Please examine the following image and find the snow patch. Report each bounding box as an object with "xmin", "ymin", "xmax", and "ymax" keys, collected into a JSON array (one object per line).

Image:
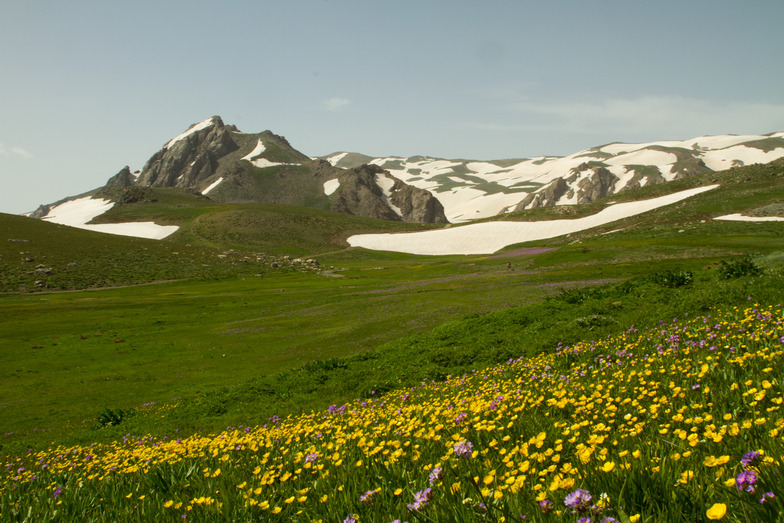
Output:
[
  {"xmin": 605, "ymin": 149, "xmax": 678, "ymax": 167},
  {"xmin": 323, "ymin": 179, "xmax": 340, "ymax": 196},
  {"xmin": 41, "ymin": 196, "xmax": 179, "ymax": 240},
  {"xmin": 202, "ymin": 177, "xmax": 224, "ymax": 195},
  {"xmin": 347, "ymin": 185, "xmax": 718, "ymax": 255},
  {"xmin": 241, "ymin": 139, "xmax": 300, "ymax": 168},
  {"xmin": 164, "ymin": 117, "xmax": 215, "ymax": 149},
  {"xmin": 375, "ymin": 172, "xmax": 403, "ymax": 217},
  {"xmin": 41, "ymin": 197, "xmax": 114, "ymax": 226},
  {"xmin": 250, "ymin": 158, "xmax": 298, "ymax": 168},
  {"xmin": 327, "ymin": 152, "xmax": 349, "ymax": 166},
  {"xmin": 241, "ymin": 139, "xmax": 266, "ymax": 161},
  {"xmin": 714, "ymin": 213, "xmax": 784, "ymax": 222},
  {"xmin": 700, "ymin": 145, "xmax": 784, "ymax": 171}
]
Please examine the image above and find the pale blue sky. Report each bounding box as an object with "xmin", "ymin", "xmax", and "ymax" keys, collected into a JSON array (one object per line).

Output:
[{"xmin": 2, "ymin": 0, "xmax": 783, "ymax": 214}]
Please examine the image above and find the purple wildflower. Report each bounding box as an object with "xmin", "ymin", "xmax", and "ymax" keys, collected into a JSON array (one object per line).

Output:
[
  {"xmin": 344, "ymin": 514, "xmax": 358, "ymax": 523},
  {"xmin": 406, "ymin": 488, "xmax": 432, "ymax": 511},
  {"xmin": 428, "ymin": 466, "xmax": 444, "ymax": 485},
  {"xmin": 760, "ymin": 491, "xmax": 776, "ymax": 504},
  {"xmin": 742, "ymin": 450, "xmax": 763, "ymax": 468},
  {"xmin": 564, "ymin": 488, "xmax": 593, "ymax": 513},
  {"xmin": 539, "ymin": 499, "xmax": 554, "ymax": 513},
  {"xmin": 305, "ymin": 452, "xmax": 319, "ymax": 464},
  {"xmin": 360, "ymin": 489, "xmax": 376, "ymax": 504},
  {"xmin": 53, "ymin": 486, "xmax": 62, "ymax": 500},
  {"xmin": 736, "ymin": 469, "xmax": 758, "ymax": 493},
  {"xmin": 453, "ymin": 440, "xmax": 474, "ymax": 458},
  {"xmin": 455, "ymin": 412, "xmax": 468, "ymax": 424}
]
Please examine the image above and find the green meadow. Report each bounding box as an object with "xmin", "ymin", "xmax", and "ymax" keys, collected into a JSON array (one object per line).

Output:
[{"xmin": 1, "ymin": 159, "xmax": 784, "ymax": 521}]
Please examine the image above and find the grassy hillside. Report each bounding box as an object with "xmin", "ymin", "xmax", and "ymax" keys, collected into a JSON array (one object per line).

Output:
[
  {"xmin": 0, "ymin": 196, "xmax": 438, "ymax": 292},
  {"xmin": 2, "ymin": 269, "xmax": 783, "ymax": 521}
]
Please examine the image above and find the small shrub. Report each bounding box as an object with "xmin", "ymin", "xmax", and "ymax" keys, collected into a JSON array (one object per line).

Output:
[
  {"xmin": 717, "ymin": 255, "xmax": 763, "ymax": 280},
  {"xmin": 301, "ymin": 358, "xmax": 348, "ymax": 373},
  {"xmin": 96, "ymin": 408, "xmax": 133, "ymax": 428},
  {"xmin": 649, "ymin": 270, "xmax": 693, "ymax": 288}
]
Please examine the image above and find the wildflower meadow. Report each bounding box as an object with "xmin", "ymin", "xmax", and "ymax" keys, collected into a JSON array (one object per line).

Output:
[{"xmin": 2, "ymin": 303, "xmax": 784, "ymax": 522}]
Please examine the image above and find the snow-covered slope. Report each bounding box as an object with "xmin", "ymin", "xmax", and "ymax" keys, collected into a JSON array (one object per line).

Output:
[
  {"xmin": 347, "ymin": 185, "xmax": 719, "ymax": 255},
  {"xmin": 40, "ymin": 197, "xmax": 179, "ymax": 239},
  {"xmin": 324, "ymin": 132, "xmax": 784, "ymax": 223}
]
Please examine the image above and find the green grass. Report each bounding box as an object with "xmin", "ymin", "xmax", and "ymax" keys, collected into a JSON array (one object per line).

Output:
[{"xmin": 2, "ymin": 293, "xmax": 783, "ymax": 521}]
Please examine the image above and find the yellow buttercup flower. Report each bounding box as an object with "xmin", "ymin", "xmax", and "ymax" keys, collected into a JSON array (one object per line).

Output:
[{"xmin": 706, "ymin": 503, "xmax": 727, "ymax": 520}]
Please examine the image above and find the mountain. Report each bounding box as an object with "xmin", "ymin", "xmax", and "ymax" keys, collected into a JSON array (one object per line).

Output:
[
  {"xmin": 33, "ymin": 116, "xmax": 447, "ymax": 226},
  {"xmin": 321, "ymin": 132, "xmax": 784, "ymax": 222},
  {"xmin": 30, "ymin": 117, "xmax": 784, "ymax": 241}
]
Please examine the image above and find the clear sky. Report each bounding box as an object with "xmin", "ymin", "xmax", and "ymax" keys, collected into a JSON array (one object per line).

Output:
[{"xmin": 2, "ymin": 0, "xmax": 783, "ymax": 214}]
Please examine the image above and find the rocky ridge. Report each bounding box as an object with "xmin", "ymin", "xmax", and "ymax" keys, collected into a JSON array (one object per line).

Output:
[
  {"xmin": 33, "ymin": 116, "xmax": 448, "ymax": 225},
  {"xmin": 323, "ymin": 133, "xmax": 784, "ymax": 221}
]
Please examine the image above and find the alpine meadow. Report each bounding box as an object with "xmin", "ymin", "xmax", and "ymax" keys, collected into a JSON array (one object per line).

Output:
[{"xmin": 3, "ymin": 118, "xmax": 784, "ymax": 523}]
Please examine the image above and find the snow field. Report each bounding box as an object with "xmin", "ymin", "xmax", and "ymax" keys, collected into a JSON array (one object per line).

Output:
[
  {"xmin": 347, "ymin": 185, "xmax": 718, "ymax": 255},
  {"xmin": 41, "ymin": 196, "xmax": 179, "ymax": 240},
  {"xmin": 715, "ymin": 214, "xmax": 784, "ymax": 222}
]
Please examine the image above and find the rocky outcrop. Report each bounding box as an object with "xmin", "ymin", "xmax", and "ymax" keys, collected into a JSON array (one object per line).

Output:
[
  {"xmin": 514, "ymin": 177, "xmax": 569, "ymax": 210},
  {"xmin": 387, "ymin": 177, "xmax": 448, "ymax": 223},
  {"xmin": 618, "ymin": 165, "xmax": 667, "ymax": 192},
  {"xmin": 514, "ymin": 165, "xmax": 619, "ymax": 210},
  {"xmin": 327, "ymin": 164, "xmax": 447, "ymax": 223},
  {"xmin": 135, "ymin": 116, "xmax": 238, "ymax": 188},
  {"xmin": 331, "ymin": 165, "xmax": 403, "ymax": 221},
  {"xmin": 103, "ymin": 166, "xmax": 135, "ymax": 191},
  {"xmin": 572, "ymin": 166, "xmax": 618, "ymax": 204}
]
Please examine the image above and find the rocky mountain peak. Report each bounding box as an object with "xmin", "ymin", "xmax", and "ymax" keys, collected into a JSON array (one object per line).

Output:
[{"xmin": 135, "ymin": 116, "xmax": 238, "ymax": 188}]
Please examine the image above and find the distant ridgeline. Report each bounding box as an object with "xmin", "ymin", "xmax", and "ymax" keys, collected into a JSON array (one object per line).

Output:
[{"xmin": 30, "ymin": 116, "xmax": 784, "ymax": 231}]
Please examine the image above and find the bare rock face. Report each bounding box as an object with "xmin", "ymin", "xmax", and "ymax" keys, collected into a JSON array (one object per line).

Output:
[
  {"xmin": 515, "ymin": 177, "xmax": 569, "ymax": 210},
  {"xmin": 387, "ymin": 177, "xmax": 448, "ymax": 223},
  {"xmin": 329, "ymin": 164, "xmax": 448, "ymax": 223},
  {"xmin": 514, "ymin": 165, "xmax": 619, "ymax": 210},
  {"xmin": 103, "ymin": 166, "xmax": 135, "ymax": 191},
  {"xmin": 331, "ymin": 165, "xmax": 402, "ymax": 221},
  {"xmin": 135, "ymin": 117, "xmax": 238, "ymax": 188},
  {"xmin": 571, "ymin": 166, "xmax": 618, "ymax": 204}
]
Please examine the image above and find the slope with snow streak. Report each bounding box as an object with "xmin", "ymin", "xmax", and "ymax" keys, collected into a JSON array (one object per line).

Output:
[
  {"xmin": 241, "ymin": 138, "xmax": 301, "ymax": 169},
  {"xmin": 164, "ymin": 117, "xmax": 216, "ymax": 150},
  {"xmin": 343, "ymin": 132, "xmax": 784, "ymax": 222},
  {"xmin": 41, "ymin": 196, "xmax": 179, "ymax": 240},
  {"xmin": 347, "ymin": 185, "xmax": 718, "ymax": 255},
  {"xmin": 715, "ymin": 214, "xmax": 784, "ymax": 222}
]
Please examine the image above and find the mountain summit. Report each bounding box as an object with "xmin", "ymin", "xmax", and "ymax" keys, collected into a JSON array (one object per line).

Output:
[{"xmin": 68, "ymin": 116, "xmax": 448, "ymax": 224}]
